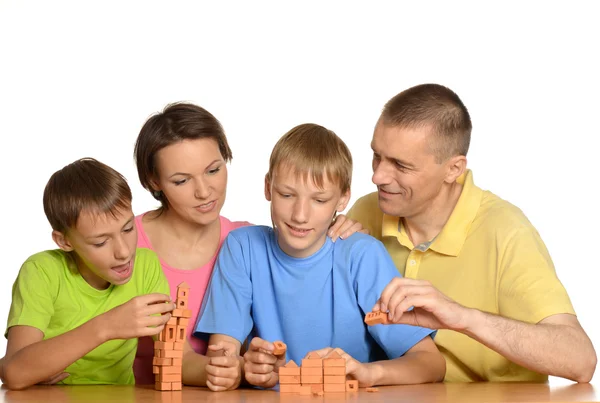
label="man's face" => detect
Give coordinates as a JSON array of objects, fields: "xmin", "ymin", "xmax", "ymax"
[
  {"xmin": 265, "ymin": 166, "xmax": 350, "ymax": 258},
  {"xmin": 55, "ymin": 206, "xmax": 138, "ymax": 290},
  {"xmin": 371, "ymin": 122, "xmax": 449, "ymax": 219}
]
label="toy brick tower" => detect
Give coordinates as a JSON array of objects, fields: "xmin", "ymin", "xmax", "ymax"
[{"xmin": 153, "ymin": 282, "xmax": 192, "ymax": 391}]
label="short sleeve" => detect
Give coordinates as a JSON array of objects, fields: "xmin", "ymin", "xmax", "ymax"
[
  {"xmin": 498, "ymin": 228, "xmax": 575, "ymax": 323},
  {"xmin": 140, "ymin": 249, "xmax": 170, "ymax": 296},
  {"xmin": 6, "ymin": 260, "xmax": 56, "ymax": 337},
  {"xmin": 194, "ymin": 234, "xmax": 253, "ymax": 343},
  {"xmin": 353, "ymin": 239, "xmax": 434, "ymax": 358}
]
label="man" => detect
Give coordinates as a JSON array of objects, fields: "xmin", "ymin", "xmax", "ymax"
[{"xmin": 347, "ymin": 83, "xmax": 596, "ymax": 382}]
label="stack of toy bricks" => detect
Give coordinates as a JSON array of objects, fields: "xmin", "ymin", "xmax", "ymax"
[
  {"xmin": 279, "ymin": 348, "xmax": 359, "ymax": 396},
  {"xmin": 153, "ymin": 282, "xmax": 192, "ymax": 391}
]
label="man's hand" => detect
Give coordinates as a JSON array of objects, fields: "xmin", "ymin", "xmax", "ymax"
[
  {"xmin": 205, "ymin": 341, "xmax": 242, "ymax": 391},
  {"xmin": 328, "ymin": 214, "xmax": 369, "ymax": 241},
  {"xmin": 309, "ymin": 347, "xmax": 375, "ymax": 387},
  {"xmin": 243, "ymin": 337, "xmax": 285, "ymax": 389},
  {"xmin": 373, "ymin": 278, "xmax": 471, "ymax": 331},
  {"xmin": 98, "ymin": 293, "xmax": 175, "ymax": 341}
]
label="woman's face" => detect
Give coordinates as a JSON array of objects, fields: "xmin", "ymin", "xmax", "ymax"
[{"xmin": 153, "ymin": 138, "xmax": 228, "ymax": 226}]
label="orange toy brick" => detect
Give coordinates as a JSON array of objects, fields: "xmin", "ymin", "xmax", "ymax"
[
  {"xmin": 323, "ymin": 383, "xmax": 346, "ymax": 393},
  {"xmin": 323, "ymin": 366, "xmax": 345, "ymax": 375},
  {"xmin": 298, "ymin": 386, "xmax": 312, "ymax": 396},
  {"xmin": 156, "ymin": 373, "xmax": 181, "ymax": 382},
  {"xmin": 310, "ymin": 384, "xmax": 323, "ymax": 393},
  {"xmin": 155, "ymin": 381, "xmax": 171, "ymax": 391},
  {"xmin": 164, "ymin": 325, "xmax": 177, "ymax": 342},
  {"xmin": 172, "ymin": 308, "xmax": 192, "ymax": 318},
  {"xmin": 300, "ymin": 367, "xmax": 322, "ymax": 376},
  {"xmin": 279, "ymin": 384, "xmax": 300, "ymax": 394},
  {"xmin": 163, "ymin": 349, "xmax": 183, "ymax": 358},
  {"xmin": 346, "ymin": 379, "xmax": 358, "ymax": 392},
  {"xmin": 177, "ymin": 282, "xmax": 190, "ymax": 298},
  {"xmin": 301, "ymin": 352, "xmax": 323, "ymax": 367},
  {"xmin": 176, "ymin": 298, "xmax": 188, "ymax": 309},
  {"xmin": 171, "ymin": 358, "xmax": 182, "ymax": 366},
  {"xmin": 299, "ymin": 375, "xmax": 323, "ymax": 384},
  {"xmin": 175, "ymin": 326, "xmax": 186, "ymax": 342},
  {"xmin": 323, "ymin": 351, "xmax": 345, "ymax": 367},
  {"xmin": 158, "ymin": 366, "xmax": 182, "ymax": 375},
  {"xmin": 153, "ymin": 357, "xmax": 173, "ymax": 366},
  {"xmin": 324, "ymin": 375, "xmax": 345, "ymax": 384},
  {"xmin": 177, "ymin": 317, "xmax": 190, "ymax": 326},
  {"xmin": 154, "ymin": 341, "xmax": 174, "ymax": 350},
  {"xmin": 173, "ymin": 342, "xmax": 184, "ymax": 351},
  {"xmin": 273, "ymin": 340, "xmax": 287, "ymax": 355},
  {"xmin": 366, "ymin": 387, "xmax": 379, "ymax": 392},
  {"xmin": 279, "ymin": 360, "xmax": 300, "ymax": 376},
  {"xmin": 171, "ymin": 382, "xmax": 182, "ymax": 391},
  {"xmin": 278, "ymin": 375, "xmax": 300, "ymax": 384},
  {"xmin": 364, "ymin": 311, "xmax": 390, "ymax": 326}
]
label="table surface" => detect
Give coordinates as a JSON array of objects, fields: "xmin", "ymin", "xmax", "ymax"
[{"xmin": 0, "ymin": 383, "xmax": 598, "ymax": 403}]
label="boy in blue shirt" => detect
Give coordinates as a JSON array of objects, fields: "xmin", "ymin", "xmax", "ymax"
[{"xmin": 195, "ymin": 124, "xmax": 445, "ymax": 391}]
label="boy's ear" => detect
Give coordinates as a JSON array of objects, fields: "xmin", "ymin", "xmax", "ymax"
[
  {"xmin": 264, "ymin": 174, "xmax": 272, "ymax": 201},
  {"xmin": 336, "ymin": 189, "xmax": 351, "ymax": 212},
  {"xmin": 52, "ymin": 230, "xmax": 74, "ymax": 252}
]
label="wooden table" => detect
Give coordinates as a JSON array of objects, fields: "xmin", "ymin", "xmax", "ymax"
[{"xmin": 0, "ymin": 383, "xmax": 598, "ymax": 402}]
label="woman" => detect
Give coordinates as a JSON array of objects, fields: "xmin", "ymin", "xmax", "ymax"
[{"xmin": 132, "ymin": 103, "xmax": 363, "ymax": 387}]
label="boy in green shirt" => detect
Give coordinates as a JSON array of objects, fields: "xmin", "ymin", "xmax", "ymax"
[{"xmin": 0, "ymin": 158, "xmax": 174, "ymax": 390}]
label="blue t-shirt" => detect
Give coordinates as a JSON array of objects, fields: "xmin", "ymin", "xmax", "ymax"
[{"xmin": 195, "ymin": 226, "xmax": 433, "ymax": 364}]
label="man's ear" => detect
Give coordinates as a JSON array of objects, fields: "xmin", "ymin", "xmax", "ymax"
[
  {"xmin": 264, "ymin": 174, "xmax": 272, "ymax": 201},
  {"xmin": 336, "ymin": 189, "xmax": 351, "ymax": 212},
  {"xmin": 444, "ymin": 155, "xmax": 467, "ymax": 184},
  {"xmin": 52, "ymin": 230, "xmax": 74, "ymax": 252}
]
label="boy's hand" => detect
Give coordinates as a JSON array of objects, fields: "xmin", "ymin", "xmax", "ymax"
[
  {"xmin": 328, "ymin": 214, "xmax": 368, "ymax": 242},
  {"xmin": 205, "ymin": 341, "xmax": 242, "ymax": 391},
  {"xmin": 309, "ymin": 347, "xmax": 375, "ymax": 387},
  {"xmin": 98, "ymin": 293, "xmax": 175, "ymax": 341},
  {"xmin": 243, "ymin": 337, "xmax": 285, "ymax": 389}
]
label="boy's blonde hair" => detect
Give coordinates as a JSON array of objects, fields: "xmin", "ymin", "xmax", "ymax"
[
  {"xmin": 266, "ymin": 123, "xmax": 352, "ymax": 194},
  {"xmin": 43, "ymin": 158, "xmax": 133, "ymax": 233}
]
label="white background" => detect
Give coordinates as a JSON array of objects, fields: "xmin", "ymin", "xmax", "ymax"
[{"xmin": 0, "ymin": 1, "xmax": 598, "ymax": 385}]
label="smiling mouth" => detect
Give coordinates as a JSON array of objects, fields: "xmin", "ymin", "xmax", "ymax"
[
  {"xmin": 378, "ymin": 188, "xmax": 402, "ymax": 196},
  {"xmin": 286, "ymin": 223, "xmax": 312, "ymax": 235},
  {"xmin": 195, "ymin": 200, "xmax": 216, "ymax": 210}
]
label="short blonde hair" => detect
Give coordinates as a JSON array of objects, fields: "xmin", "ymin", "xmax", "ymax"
[{"xmin": 267, "ymin": 123, "xmax": 352, "ymax": 194}]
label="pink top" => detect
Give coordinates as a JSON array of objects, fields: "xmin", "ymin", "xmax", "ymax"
[{"xmin": 133, "ymin": 213, "xmax": 250, "ymax": 384}]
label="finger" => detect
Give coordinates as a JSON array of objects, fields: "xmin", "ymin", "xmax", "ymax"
[
  {"xmin": 372, "ymin": 299, "xmax": 382, "ymax": 312},
  {"xmin": 393, "ymin": 296, "xmax": 435, "ymax": 324},
  {"xmin": 244, "ymin": 350, "xmax": 277, "ymax": 365},
  {"xmin": 248, "ymin": 337, "xmax": 274, "ymax": 353},
  {"xmin": 358, "ymin": 228, "xmax": 370, "ymax": 235},
  {"xmin": 244, "ymin": 361, "xmax": 275, "ymax": 375},
  {"xmin": 387, "ymin": 285, "xmax": 432, "ymax": 320},
  {"xmin": 137, "ymin": 293, "xmax": 173, "ymax": 305},
  {"xmin": 209, "ymin": 356, "xmax": 240, "ymax": 368},
  {"xmin": 139, "ymin": 323, "xmax": 166, "ymax": 337},
  {"xmin": 40, "ymin": 372, "xmax": 70, "ymax": 385},
  {"xmin": 327, "ymin": 216, "xmax": 345, "ymax": 241},
  {"xmin": 340, "ymin": 221, "xmax": 363, "ymax": 240},
  {"xmin": 305, "ymin": 347, "xmax": 333, "ymax": 358},
  {"xmin": 206, "ymin": 363, "xmax": 239, "ymax": 379},
  {"xmin": 378, "ymin": 277, "xmax": 427, "ymax": 312},
  {"xmin": 211, "ymin": 340, "xmax": 238, "ymax": 357},
  {"xmin": 206, "ymin": 373, "xmax": 236, "ymax": 388},
  {"xmin": 244, "ymin": 371, "xmax": 273, "ymax": 387},
  {"xmin": 139, "ymin": 313, "xmax": 172, "ymax": 329},
  {"xmin": 206, "ymin": 379, "xmax": 229, "ymax": 392},
  {"xmin": 143, "ymin": 302, "xmax": 176, "ymax": 316}
]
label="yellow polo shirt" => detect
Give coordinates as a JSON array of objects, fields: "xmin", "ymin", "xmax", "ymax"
[{"xmin": 347, "ymin": 170, "xmax": 575, "ymax": 382}]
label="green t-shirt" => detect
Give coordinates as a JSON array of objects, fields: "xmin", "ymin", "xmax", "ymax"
[{"xmin": 6, "ymin": 248, "xmax": 169, "ymax": 385}]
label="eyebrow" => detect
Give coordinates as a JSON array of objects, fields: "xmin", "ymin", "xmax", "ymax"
[
  {"xmin": 168, "ymin": 160, "xmax": 223, "ymax": 179},
  {"xmin": 371, "ymin": 145, "xmax": 416, "ymax": 169},
  {"xmin": 86, "ymin": 216, "xmax": 134, "ymax": 239},
  {"xmin": 274, "ymin": 184, "xmax": 332, "ymax": 196}
]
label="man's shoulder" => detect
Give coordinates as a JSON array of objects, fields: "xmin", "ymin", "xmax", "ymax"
[{"xmin": 477, "ymin": 190, "xmax": 536, "ymax": 232}]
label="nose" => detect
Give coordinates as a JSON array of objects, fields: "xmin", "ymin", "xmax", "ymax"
[
  {"xmin": 291, "ymin": 199, "xmax": 309, "ymax": 224},
  {"xmin": 372, "ymin": 159, "xmax": 392, "ymax": 187},
  {"xmin": 194, "ymin": 178, "xmax": 211, "ymax": 199},
  {"xmin": 113, "ymin": 235, "xmax": 130, "ymax": 261}
]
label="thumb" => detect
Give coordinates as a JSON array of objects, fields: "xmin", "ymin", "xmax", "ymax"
[{"xmin": 371, "ymin": 300, "xmax": 382, "ymax": 312}]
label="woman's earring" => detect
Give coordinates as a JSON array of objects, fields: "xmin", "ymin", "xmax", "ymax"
[{"xmin": 153, "ymin": 190, "xmax": 162, "ymax": 198}]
